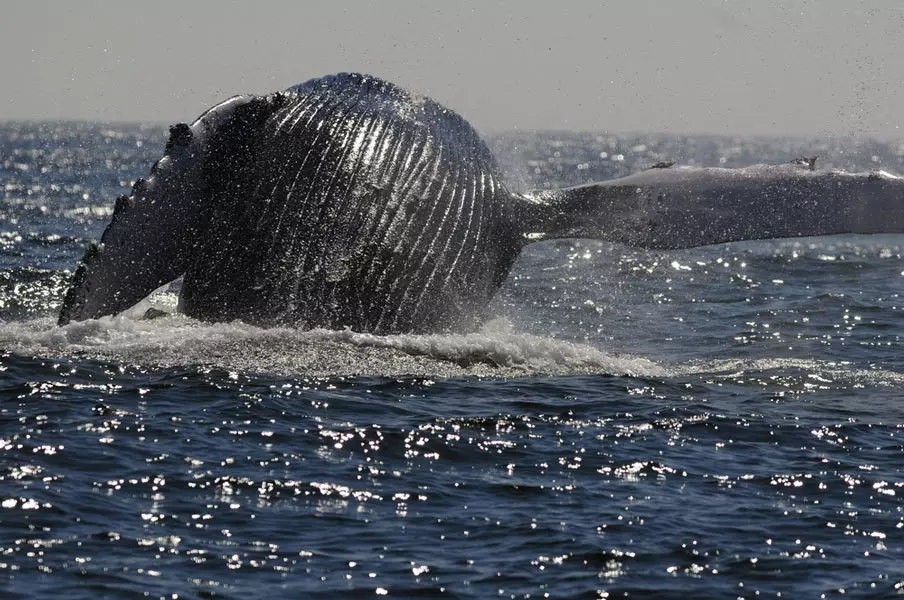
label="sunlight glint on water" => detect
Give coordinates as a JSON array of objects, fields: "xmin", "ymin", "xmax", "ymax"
[{"xmin": 2, "ymin": 122, "xmax": 904, "ymax": 598}]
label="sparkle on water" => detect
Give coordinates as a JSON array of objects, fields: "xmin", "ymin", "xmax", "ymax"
[{"xmin": 2, "ymin": 122, "xmax": 904, "ymax": 598}]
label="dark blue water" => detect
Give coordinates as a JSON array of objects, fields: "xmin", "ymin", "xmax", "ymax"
[{"xmin": 3, "ymin": 122, "xmax": 904, "ymax": 598}]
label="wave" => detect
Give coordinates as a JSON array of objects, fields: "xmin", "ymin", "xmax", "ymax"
[
  {"xmin": 680, "ymin": 357, "xmax": 904, "ymax": 389},
  {"xmin": 2, "ymin": 291, "xmax": 900, "ymax": 385},
  {"xmin": 4, "ymin": 314, "xmax": 900, "ymax": 388},
  {"xmin": 2, "ymin": 313, "xmax": 901, "ymax": 387},
  {"xmin": 0, "ymin": 310, "xmax": 666, "ymax": 379}
]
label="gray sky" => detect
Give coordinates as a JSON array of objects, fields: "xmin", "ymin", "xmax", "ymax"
[{"xmin": 4, "ymin": 1, "xmax": 904, "ymax": 139}]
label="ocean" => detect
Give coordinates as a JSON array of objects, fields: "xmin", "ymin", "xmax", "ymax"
[{"xmin": 2, "ymin": 122, "xmax": 904, "ymax": 598}]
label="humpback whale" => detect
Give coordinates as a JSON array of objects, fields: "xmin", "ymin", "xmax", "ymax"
[{"xmin": 58, "ymin": 73, "xmax": 904, "ymax": 333}]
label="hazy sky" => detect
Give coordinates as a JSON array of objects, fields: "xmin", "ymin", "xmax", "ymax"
[{"xmin": 4, "ymin": 1, "xmax": 904, "ymax": 139}]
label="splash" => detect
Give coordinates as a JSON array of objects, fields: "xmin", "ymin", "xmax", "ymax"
[{"xmin": 0, "ymin": 313, "xmax": 665, "ymax": 379}]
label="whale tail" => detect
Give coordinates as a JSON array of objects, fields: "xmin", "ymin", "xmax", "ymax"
[
  {"xmin": 518, "ymin": 161, "xmax": 904, "ymax": 249},
  {"xmin": 58, "ymin": 94, "xmax": 282, "ymax": 325}
]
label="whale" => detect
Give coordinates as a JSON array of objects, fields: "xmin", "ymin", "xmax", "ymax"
[{"xmin": 58, "ymin": 73, "xmax": 904, "ymax": 333}]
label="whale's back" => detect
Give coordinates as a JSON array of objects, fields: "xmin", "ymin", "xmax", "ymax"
[{"xmin": 181, "ymin": 73, "xmax": 523, "ymax": 333}]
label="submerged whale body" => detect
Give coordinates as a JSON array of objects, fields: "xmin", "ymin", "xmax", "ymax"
[{"xmin": 59, "ymin": 73, "xmax": 904, "ymax": 333}]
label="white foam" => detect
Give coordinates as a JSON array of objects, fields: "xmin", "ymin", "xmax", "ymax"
[
  {"xmin": 676, "ymin": 357, "xmax": 904, "ymax": 388},
  {"xmin": 3, "ymin": 314, "xmax": 902, "ymax": 387},
  {"xmin": 0, "ymin": 314, "xmax": 666, "ymax": 379}
]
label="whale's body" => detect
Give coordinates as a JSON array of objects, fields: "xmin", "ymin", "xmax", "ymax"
[
  {"xmin": 183, "ymin": 75, "xmax": 522, "ymax": 333},
  {"xmin": 59, "ymin": 73, "xmax": 904, "ymax": 332}
]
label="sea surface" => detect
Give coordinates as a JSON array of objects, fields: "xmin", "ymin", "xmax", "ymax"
[{"xmin": 3, "ymin": 122, "xmax": 904, "ymax": 599}]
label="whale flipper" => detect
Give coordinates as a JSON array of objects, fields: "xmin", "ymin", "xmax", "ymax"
[
  {"xmin": 522, "ymin": 162, "xmax": 904, "ymax": 249},
  {"xmin": 58, "ymin": 94, "xmax": 284, "ymax": 325}
]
